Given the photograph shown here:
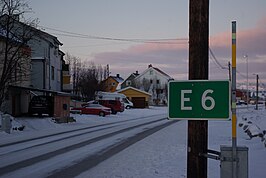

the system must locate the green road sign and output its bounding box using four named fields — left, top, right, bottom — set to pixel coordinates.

left=168, top=80, right=230, bottom=120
